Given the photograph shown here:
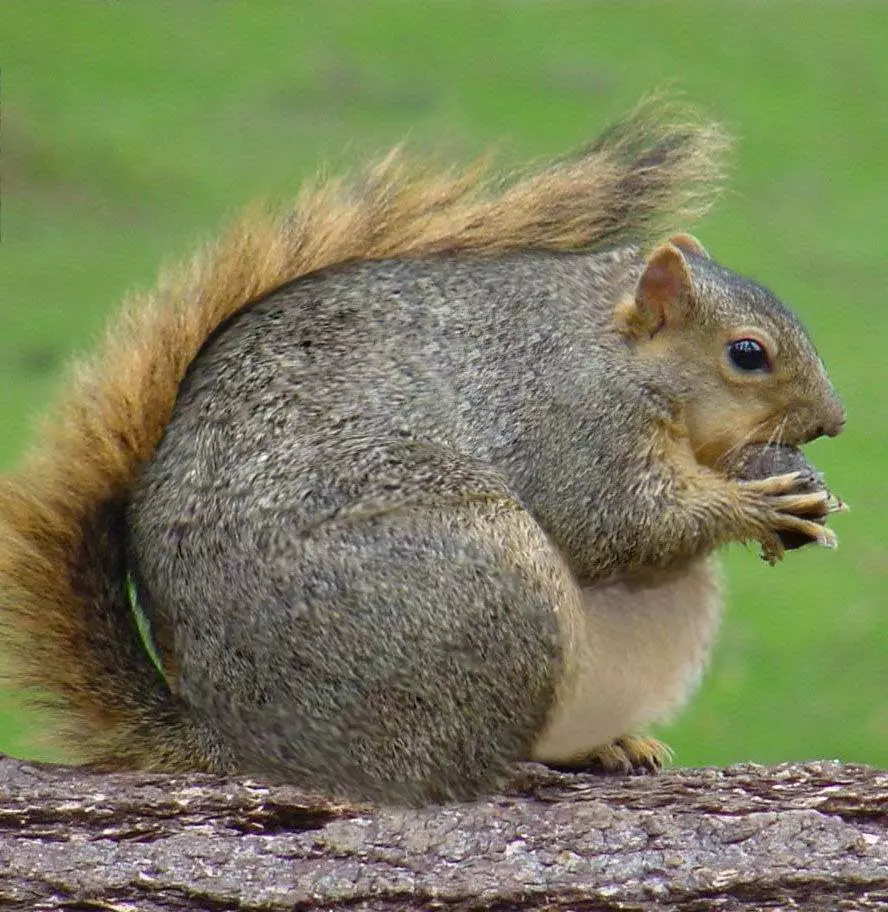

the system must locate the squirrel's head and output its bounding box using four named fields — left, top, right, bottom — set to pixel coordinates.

left=614, top=234, right=845, bottom=471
